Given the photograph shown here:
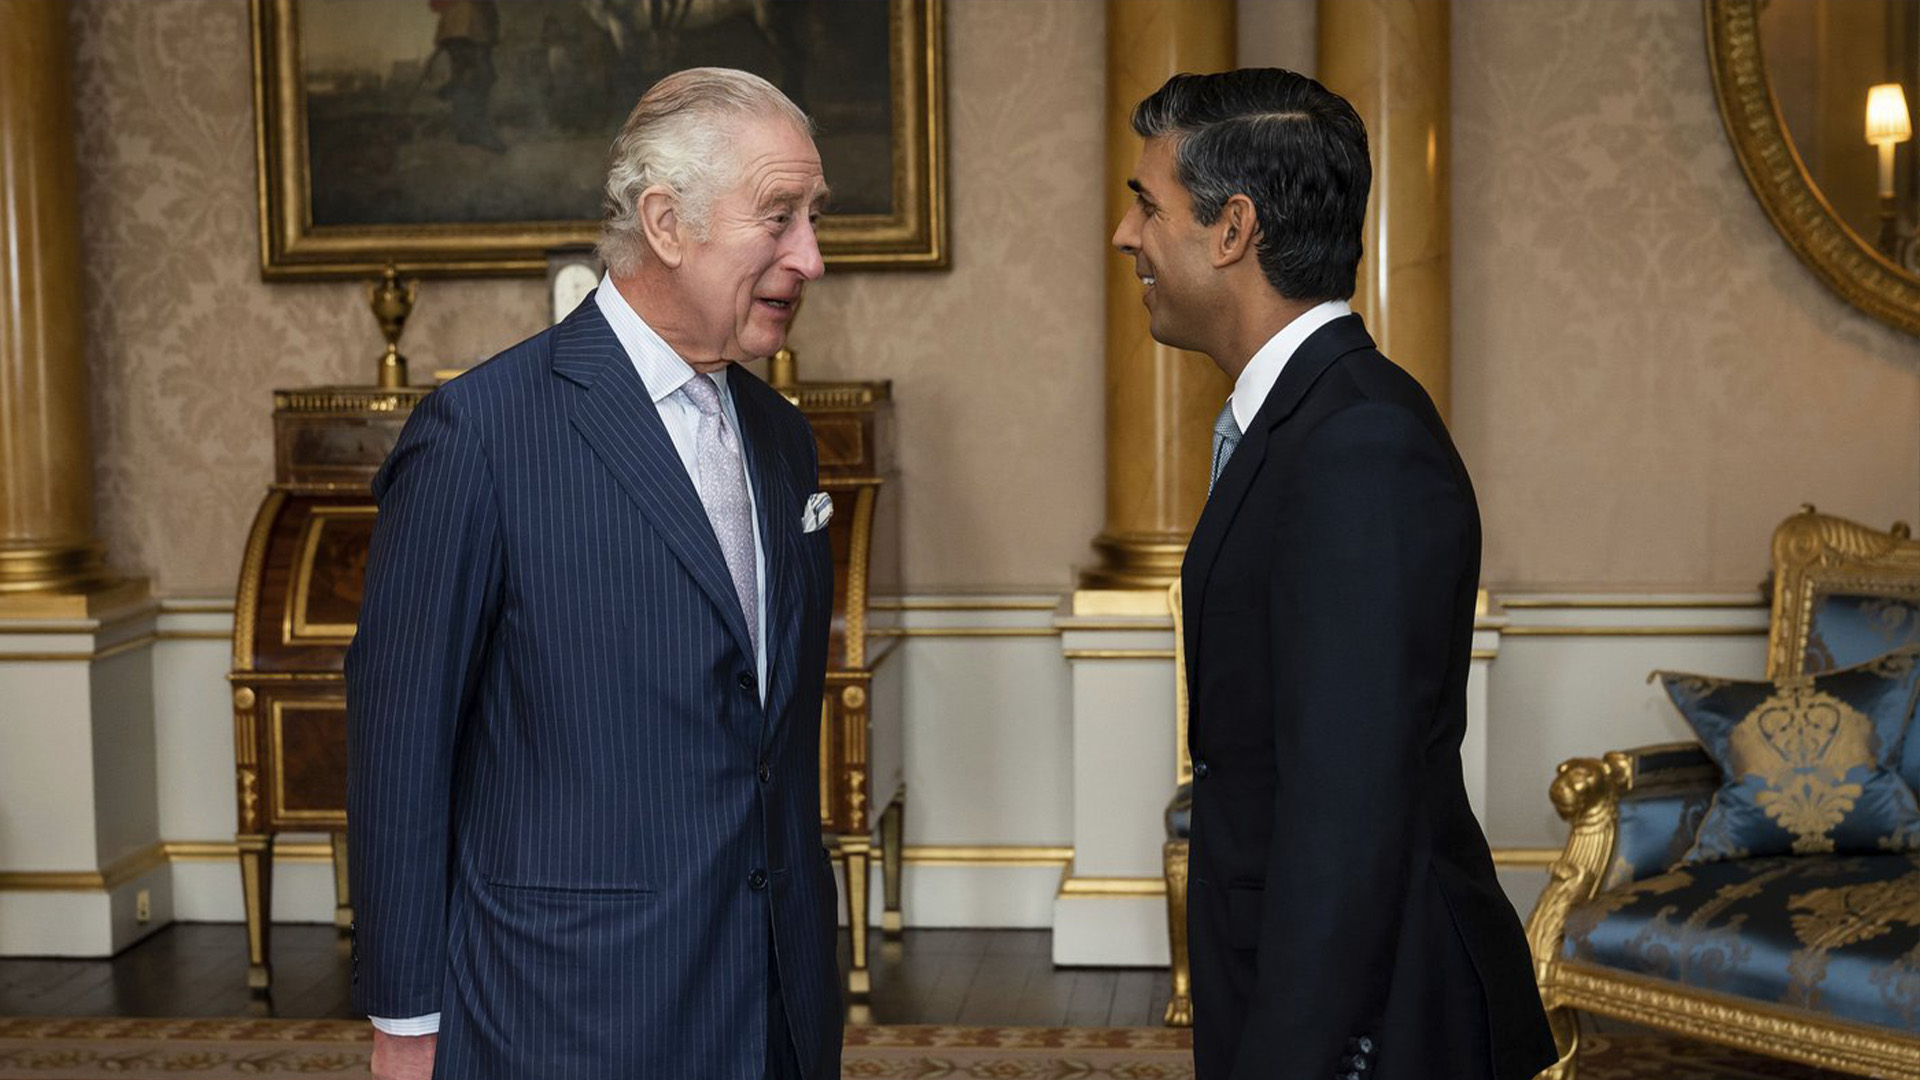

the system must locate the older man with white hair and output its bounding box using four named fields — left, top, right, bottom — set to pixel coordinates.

left=346, top=67, right=838, bottom=1080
